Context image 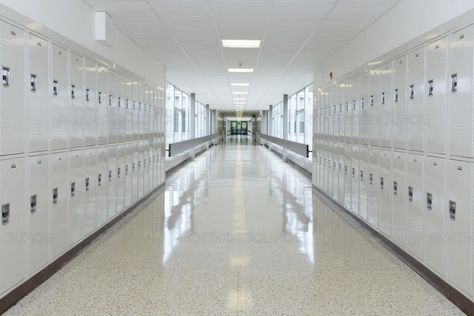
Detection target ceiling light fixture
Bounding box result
[232,91,248,95]
[222,40,261,48]
[233,97,246,101]
[228,68,254,73]
[231,83,250,87]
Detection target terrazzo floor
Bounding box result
[5,136,464,315]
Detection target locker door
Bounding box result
[328,90,334,142]
[379,62,393,148]
[448,26,474,159]
[338,103,344,143]
[391,152,406,248]
[351,146,359,215]
[0,23,26,155]
[367,149,379,228]
[392,55,407,150]
[108,71,118,144]
[351,79,360,145]
[124,144,133,207]
[138,83,145,140]
[332,146,339,201]
[327,155,333,197]
[445,159,472,295]
[116,75,126,144]
[96,66,108,145]
[84,59,97,147]
[50,153,68,258]
[107,146,117,218]
[95,147,108,226]
[116,145,126,213]
[423,156,445,275]
[338,153,344,204]
[125,79,133,142]
[406,154,423,259]
[83,149,97,235]
[0,157,26,294]
[132,144,139,201]
[407,48,424,152]
[368,69,380,147]
[315,154,321,189]
[69,53,84,148]
[28,35,49,153]
[359,74,369,146]
[425,38,447,155]
[28,155,49,274]
[69,150,84,245]
[359,146,368,221]
[344,97,352,144]
[378,150,392,237]
[344,146,352,209]
[133,99,139,141]
[334,98,339,142]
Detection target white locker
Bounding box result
[28,35,49,153]
[51,45,69,150]
[315,154,321,189]
[125,81,133,142]
[68,150,85,245]
[351,79,360,145]
[116,145,126,213]
[359,74,369,146]
[392,55,407,150]
[332,146,339,202]
[133,95,139,141]
[391,152,406,248]
[0,23,26,155]
[423,156,445,275]
[116,75,126,144]
[337,152,344,204]
[407,49,425,152]
[406,154,423,259]
[368,69,380,147]
[328,90,334,142]
[83,149,97,235]
[95,147,108,226]
[0,157,26,294]
[359,146,368,221]
[445,159,472,295]
[425,38,447,155]
[132,143,139,201]
[322,154,328,193]
[367,149,379,228]
[145,146,152,193]
[344,146,352,209]
[327,155,333,197]
[448,26,474,159]
[138,142,145,198]
[344,95,352,144]
[378,150,392,237]
[50,152,68,258]
[84,59,97,147]
[338,103,344,143]
[124,144,133,207]
[151,146,158,189]
[107,146,117,218]
[108,71,118,144]
[138,84,145,140]
[28,155,49,274]
[350,146,359,215]
[96,66,108,145]
[379,62,393,148]
[334,96,340,142]
[69,53,84,148]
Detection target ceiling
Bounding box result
[84,0,400,111]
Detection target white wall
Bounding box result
[0,0,165,85]
[321,0,474,83]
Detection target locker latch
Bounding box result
[30,74,37,92]
[352,100,356,110]
[394,89,399,103]
[426,193,432,210]
[98,173,102,186]
[393,181,398,195]
[98,92,102,104]
[52,188,58,205]
[86,88,90,102]
[85,177,90,191]
[381,92,385,105]
[126,99,129,109]
[133,163,136,172]
[428,80,434,96]
[409,84,414,100]
[370,95,374,107]
[30,195,37,214]
[2,66,10,87]
[108,170,112,182]
[70,85,75,99]
[380,177,384,190]
[70,182,76,198]
[117,167,121,179]
[408,186,413,202]
[451,74,458,93]
[360,170,363,182]
[2,203,10,225]
[369,173,373,185]
[449,200,456,221]
[108,94,112,106]
[126,164,129,175]
[344,166,347,175]
[361,98,364,109]
[352,168,355,178]
[118,97,121,108]
[338,163,342,172]
[53,80,58,96]
[345,102,348,111]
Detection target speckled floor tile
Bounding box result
[4,137,465,315]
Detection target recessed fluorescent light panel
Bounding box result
[232,91,248,95]
[233,98,247,101]
[231,83,250,87]
[228,68,254,73]
[222,40,261,48]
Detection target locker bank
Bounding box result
[1,0,474,315]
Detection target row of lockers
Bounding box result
[0,19,165,156]
[315,23,474,160]
[314,141,473,298]
[0,140,165,296]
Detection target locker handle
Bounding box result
[381,92,385,105]
[109,94,112,106]
[70,182,76,198]
[426,193,432,210]
[394,89,399,103]
[409,84,414,100]
[344,166,347,175]
[52,188,58,205]
[98,173,102,186]
[352,168,355,178]
[71,85,75,99]
[361,98,364,109]
[117,167,121,179]
[360,170,363,182]
[108,170,112,182]
[2,66,10,87]
[126,99,129,109]
[85,88,90,102]
[451,74,458,93]
[85,177,90,192]
[370,95,374,107]
[428,80,434,96]
[408,186,413,202]
[52,80,58,96]
[30,195,37,214]
[98,92,102,104]
[30,74,37,92]
[2,203,10,225]
[352,100,356,110]
[126,165,129,175]
[393,181,398,195]
[449,200,456,221]
[118,97,121,108]
[369,173,373,185]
